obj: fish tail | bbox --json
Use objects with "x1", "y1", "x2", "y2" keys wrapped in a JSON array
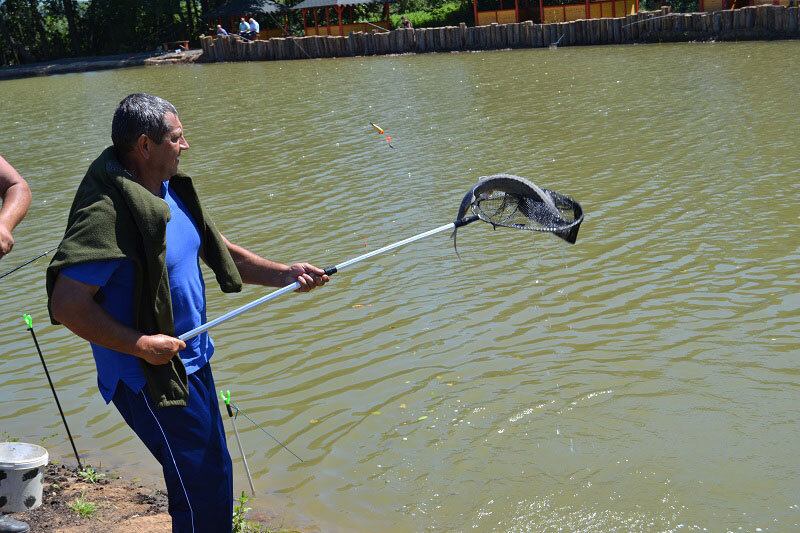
[{"x1": 450, "y1": 228, "x2": 462, "y2": 260}]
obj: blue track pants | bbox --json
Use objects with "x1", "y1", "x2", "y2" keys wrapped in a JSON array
[{"x1": 112, "y1": 363, "x2": 233, "y2": 533}]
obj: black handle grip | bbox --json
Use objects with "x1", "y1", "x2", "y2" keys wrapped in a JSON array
[
  {"x1": 454, "y1": 214, "x2": 479, "y2": 228},
  {"x1": 225, "y1": 403, "x2": 233, "y2": 417},
  {"x1": 324, "y1": 266, "x2": 337, "y2": 276}
]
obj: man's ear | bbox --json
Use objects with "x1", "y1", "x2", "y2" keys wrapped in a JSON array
[{"x1": 134, "y1": 133, "x2": 151, "y2": 160}]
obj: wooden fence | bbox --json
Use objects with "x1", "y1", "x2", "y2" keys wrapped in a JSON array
[{"x1": 199, "y1": 5, "x2": 800, "y2": 62}]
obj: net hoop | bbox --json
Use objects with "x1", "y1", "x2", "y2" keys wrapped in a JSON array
[{"x1": 465, "y1": 174, "x2": 583, "y2": 244}]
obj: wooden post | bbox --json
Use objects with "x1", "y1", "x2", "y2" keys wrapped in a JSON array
[
  {"x1": 474, "y1": 0, "x2": 479, "y2": 27},
  {"x1": 385, "y1": 0, "x2": 390, "y2": 28},
  {"x1": 515, "y1": 0, "x2": 520, "y2": 22},
  {"x1": 336, "y1": 5, "x2": 344, "y2": 37},
  {"x1": 539, "y1": 0, "x2": 544, "y2": 23},
  {"x1": 585, "y1": 0, "x2": 590, "y2": 19},
  {"x1": 325, "y1": 7, "x2": 331, "y2": 34}
]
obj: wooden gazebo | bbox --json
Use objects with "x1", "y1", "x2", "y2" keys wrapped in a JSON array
[
  {"x1": 291, "y1": 0, "x2": 391, "y2": 37},
  {"x1": 205, "y1": 0, "x2": 289, "y2": 39}
]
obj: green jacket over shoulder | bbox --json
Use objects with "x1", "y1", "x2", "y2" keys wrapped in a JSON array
[{"x1": 46, "y1": 146, "x2": 242, "y2": 408}]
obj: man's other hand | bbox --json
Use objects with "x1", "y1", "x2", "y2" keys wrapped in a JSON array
[
  {"x1": 287, "y1": 263, "x2": 329, "y2": 292},
  {"x1": 135, "y1": 334, "x2": 187, "y2": 365},
  {"x1": 0, "y1": 223, "x2": 14, "y2": 258}
]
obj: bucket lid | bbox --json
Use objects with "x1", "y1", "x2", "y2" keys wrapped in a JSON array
[{"x1": 0, "y1": 442, "x2": 49, "y2": 469}]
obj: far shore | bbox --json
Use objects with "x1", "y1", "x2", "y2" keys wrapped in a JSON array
[
  {"x1": 4, "y1": 6, "x2": 799, "y2": 81},
  {"x1": 0, "y1": 49, "x2": 203, "y2": 82}
]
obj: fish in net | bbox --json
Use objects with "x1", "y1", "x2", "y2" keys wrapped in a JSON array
[{"x1": 451, "y1": 173, "x2": 583, "y2": 258}]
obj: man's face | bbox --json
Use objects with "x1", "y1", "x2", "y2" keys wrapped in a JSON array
[{"x1": 149, "y1": 112, "x2": 188, "y2": 180}]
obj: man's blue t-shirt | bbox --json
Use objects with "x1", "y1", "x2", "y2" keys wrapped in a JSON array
[{"x1": 61, "y1": 180, "x2": 214, "y2": 403}]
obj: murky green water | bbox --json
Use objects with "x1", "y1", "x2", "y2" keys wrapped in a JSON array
[{"x1": 2, "y1": 41, "x2": 799, "y2": 531}]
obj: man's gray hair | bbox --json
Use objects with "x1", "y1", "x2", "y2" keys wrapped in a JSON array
[{"x1": 111, "y1": 93, "x2": 178, "y2": 153}]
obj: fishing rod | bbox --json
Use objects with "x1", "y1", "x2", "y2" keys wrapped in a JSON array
[
  {"x1": 257, "y1": 7, "x2": 315, "y2": 61},
  {"x1": 23, "y1": 314, "x2": 83, "y2": 470},
  {"x1": 221, "y1": 391, "x2": 256, "y2": 495},
  {"x1": 621, "y1": 13, "x2": 674, "y2": 28},
  {"x1": 0, "y1": 245, "x2": 58, "y2": 280},
  {"x1": 363, "y1": 20, "x2": 390, "y2": 33},
  {"x1": 549, "y1": 33, "x2": 565, "y2": 48},
  {"x1": 227, "y1": 397, "x2": 304, "y2": 463}
]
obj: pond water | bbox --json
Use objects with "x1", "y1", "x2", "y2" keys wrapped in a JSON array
[{"x1": 1, "y1": 41, "x2": 799, "y2": 531}]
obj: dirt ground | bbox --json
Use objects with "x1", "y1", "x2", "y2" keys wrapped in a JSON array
[
  {"x1": 3, "y1": 462, "x2": 298, "y2": 532},
  {"x1": 3, "y1": 463, "x2": 170, "y2": 532}
]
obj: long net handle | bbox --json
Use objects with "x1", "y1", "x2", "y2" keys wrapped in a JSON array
[{"x1": 179, "y1": 215, "x2": 479, "y2": 341}]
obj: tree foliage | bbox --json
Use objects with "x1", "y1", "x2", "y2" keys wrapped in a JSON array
[{"x1": 0, "y1": 0, "x2": 232, "y2": 65}]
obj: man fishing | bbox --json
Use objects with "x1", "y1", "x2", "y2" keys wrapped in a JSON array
[
  {"x1": 47, "y1": 93, "x2": 328, "y2": 532},
  {"x1": 0, "y1": 155, "x2": 32, "y2": 261}
]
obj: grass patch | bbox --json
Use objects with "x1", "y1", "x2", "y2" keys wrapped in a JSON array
[
  {"x1": 68, "y1": 492, "x2": 97, "y2": 517},
  {"x1": 232, "y1": 491, "x2": 298, "y2": 533}
]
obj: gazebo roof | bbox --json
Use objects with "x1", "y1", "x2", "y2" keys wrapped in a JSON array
[
  {"x1": 205, "y1": 0, "x2": 288, "y2": 17},
  {"x1": 291, "y1": 0, "x2": 390, "y2": 9}
]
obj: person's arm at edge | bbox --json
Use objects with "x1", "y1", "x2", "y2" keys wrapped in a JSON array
[
  {"x1": 51, "y1": 273, "x2": 186, "y2": 365},
  {"x1": 0, "y1": 155, "x2": 33, "y2": 258},
  {"x1": 217, "y1": 234, "x2": 329, "y2": 292}
]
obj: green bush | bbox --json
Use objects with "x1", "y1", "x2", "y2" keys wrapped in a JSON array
[{"x1": 391, "y1": 1, "x2": 472, "y2": 29}]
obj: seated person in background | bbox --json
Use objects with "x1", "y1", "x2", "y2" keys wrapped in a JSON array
[
  {"x1": 400, "y1": 15, "x2": 413, "y2": 29},
  {"x1": 238, "y1": 17, "x2": 251, "y2": 39},
  {"x1": 248, "y1": 17, "x2": 260, "y2": 39},
  {"x1": 215, "y1": 24, "x2": 228, "y2": 36}
]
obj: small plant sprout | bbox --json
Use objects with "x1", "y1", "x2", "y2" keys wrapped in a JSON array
[
  {"x1": 232, "y1": 491, "x2": 253, "y2": 533},
  {"x1": 77, "y1": 465, "x2": 105, "y2": 483},
  {"x1": 68, "y1": 492, "x2": 97, "y2": 517}
]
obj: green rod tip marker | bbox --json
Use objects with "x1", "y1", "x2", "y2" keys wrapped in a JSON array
[
  {"x1": 221, "y1": 390, "x2": 233, "y2": 417},
  {"x1": 23, "y1": 313, "x2": 33, "y2": 329}
]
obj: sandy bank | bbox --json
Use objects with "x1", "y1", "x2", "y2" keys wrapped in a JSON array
[{"x1": 0, "y1": 50, "x2": 203, "y2": 82}]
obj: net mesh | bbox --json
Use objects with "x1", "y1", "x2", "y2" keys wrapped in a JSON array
[{"x1": 468, "y1": 176, "x2": 583, "y2": 243}]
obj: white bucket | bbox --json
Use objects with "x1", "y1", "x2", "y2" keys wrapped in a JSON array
[{"x1": 0, "y1": 442, "x2": 48, "y2": 513}]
